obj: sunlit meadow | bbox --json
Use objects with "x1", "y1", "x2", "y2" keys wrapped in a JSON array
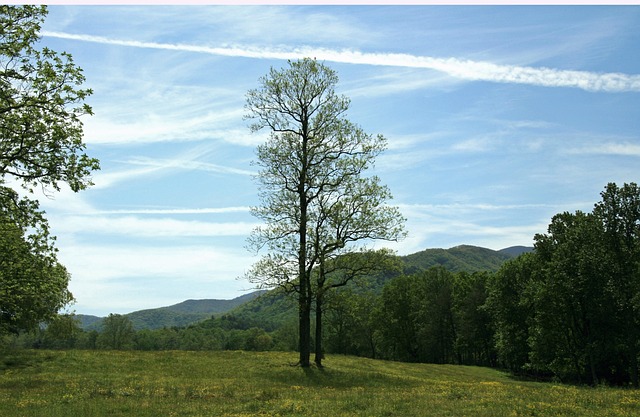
[{"x1": 0, "y1": 350, "x2": 638, "y2": 416}]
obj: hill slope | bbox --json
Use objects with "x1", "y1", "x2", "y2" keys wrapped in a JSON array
[
  {"x1": 209, "y1": 245, "x2": 531, "y2": 332},
  {"x1": 79, "y1": 245, "x2": 531, "y2": 331},
  {"x1": 79, "y1": 291, "x2": 265, "y2": 331},
  {"x1": 402, "y1": 244, "x2": 514, "y2": 274}
]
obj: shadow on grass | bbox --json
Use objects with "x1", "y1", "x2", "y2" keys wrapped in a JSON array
[
  {"x1": 260, "y1": 359, "x2": 418, "y2": 390},
  {"x1": 0, "y1": 348, "x2": 53, "y2": 371}
]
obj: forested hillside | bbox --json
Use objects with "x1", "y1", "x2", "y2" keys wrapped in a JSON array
[
  {"x1": 79, "y1": 291, "x2": 265, "y2": 331},
  {"x1": 76, "y1": 246, "x2": 523, "y2": 332},
  {"x1": 223, "y1": 245, "x2": 528, "y2": 332},
  {"x1": 402, "y1": 245, "x2": 517, "y2": 274}
]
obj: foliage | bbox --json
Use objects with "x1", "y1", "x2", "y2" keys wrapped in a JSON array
[
  {"x1": 487, "y1": 182, "x2": 640, "y2": 386},
  {"x1": 594, "y1": 182, "x2": 640, "y2": 386},
  {"x1": 1, "y1": 5, "x2": 98, "y2": 193},
  {"x1": 1, "y1": 350, "x2": 638, "y2": 417},
  {"x1": 402, "y1": 245, "x2": 513, "y2": 274},
  {"x1": 485, "y1": 253, "x2": 537, "y2": 374},
  {"x1": 324, "y1": 288, "x2": 381, "y2": 358},
  {"x1": 0, "y1": 5, "x2": 98, "y2": 337},
  {"x1": 375, "y1": 267, "x2": 495, "y2": 366},
  {"x1": 0, "y1": 188, "x2": 73, "y2": 335},
  {"x1": 245, "y1": 58, "x2": 404, "y2": 366},
  {"x1": 529, "y1": 211, "x2": 619, "y2": 384},
  {"x1": 97, "y1": 314, "x2": 135, "y2": 350}
]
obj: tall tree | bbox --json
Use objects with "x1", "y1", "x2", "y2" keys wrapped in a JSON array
[
  {"x1": 376, "y1": 274, "x2": 422, "y2": 362},
  {"x1": 0, "y1": 6, "x2": 98, "y2": 335},
  {"x1": 452, "y1": 271, "x2": 495, "y2": 366},
  {"x1": 245, "y1": 58, "x2": 403, "y2": 367},
  {"x1": 593, "y1": 182, "x2": 640, "y2": 386},
  {"x1": 485, "y1": 253, "x2": 537, "y2": 374},
  {"x1": 531, "y1": 211, "x2": 616, "y2": 385}
]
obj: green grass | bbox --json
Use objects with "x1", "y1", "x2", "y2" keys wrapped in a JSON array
[{"x1": 0, "y1": 350, "x2": 639, "y2": 416}]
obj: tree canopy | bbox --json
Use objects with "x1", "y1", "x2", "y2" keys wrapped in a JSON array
[
  {"x1": 245, "y1": 58, "x2": 405, "y2": 367},
  {"x1": 0, "y1": 5, "x2": 98, "y2": 336},
  {"x1": 1, "y1": 5, "x2": 98, "y2": 193}
]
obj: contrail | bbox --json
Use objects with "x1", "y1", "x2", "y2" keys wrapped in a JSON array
[{"x1": 42, "y1": 31, "x2": 640, "y2": 93}]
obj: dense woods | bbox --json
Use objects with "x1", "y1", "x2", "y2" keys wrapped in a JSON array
[{"x1": 8, "y1": 182, "x2": 639, "y2": 386}]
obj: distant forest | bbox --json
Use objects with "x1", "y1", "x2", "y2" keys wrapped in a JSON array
[
  {"x1": 17, "y1": 244, "x2": 518, "y2": 353},
  {"x1": 11, "y1": 182, "x2": 640, "y2": 386}
]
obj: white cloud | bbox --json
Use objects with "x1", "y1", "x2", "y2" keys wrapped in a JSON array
[
  {"x1": 43, "y1": 31, "x2": 640, "y2": 93},
  {"x1": 388, "y1": 201, "x2": 603, "y2": 254},
  {"x1": 568, "y1": 141, "x2": 640, "y2": 156},
  {"x1": 452, "y1": 136, "x2": 497, "y2": 153},
  {"x1": 83, "y1": 107, "x2": 250, "y2": 146},
  {"x1": 91, "y1": 166, "x2": 164, "y2": 190},
  {"x1": 55, "y1": 215, "x2": 258, "y2": 238},
  {"x1": 94, "y1": 207, "x2": 250, "y2": 215},
  {"x1": 124, "y1": 156, "x2": 255, "y2": 177},
  {"x1": 60, "y1": 243, "x2": 259, "y2": 315},
  {"x1": 342, "y1": 69, "x2": 462, "y2": 98}
]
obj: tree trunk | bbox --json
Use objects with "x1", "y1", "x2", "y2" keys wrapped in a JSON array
[
  {"x1": 299, "y1": 290, "x2": 311, "y2": 367},
  {"x1": 630, "y1": 345, "x2": 639, "y2": 387},
  {"x1": 297, "y1": 131, "x2": 311, "y2": 368},
  {"x1": 315, "y1": 289, "x2": 324, "y2": 367}
]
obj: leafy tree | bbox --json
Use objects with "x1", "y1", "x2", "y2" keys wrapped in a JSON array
[
  {"x1": 593, "y1": 182, "x2": 640, "y2": 386},
  {"x1": 485, "y1": 253, "x2": 537, "y2": 374},
  {"x1": 325, "y1": 288, "x2": 381, "y2": 358},
  {"x1": 313, "y1": 248, "x2": 402, "y2": 366},
  {"x1": 486, "y1": 183, "x2": 640, "y2": 385},
  {"x1": 531, "y1": 211, "x2": 617, "y2": 384},
  {"x1": 38, "y1": 314, "x2": 82, "y2": 349},
  {"x1": 0, "y1": 5, "x2": 98, "y2": 336},
  {"x1": 412, "y1": 267, "x2": 457, "y2": 364},
  {"x1": 0, "y1": 189, "x2": 73, "y2": 335},
  {"x1": 452, "y1": 271, "x2": 495, "y2": 366},
  {"x1": 376, "y1": 273, "x2": 423, "y2": 362},
  {"x1": 97, "y1": 314, "x2": 135, "y2": 350},
  {"x1": 244, "y1": 327, "x2": 273, "y2": 351},
  {"x1": 245, "y1": 58, "x2": 403, "y2": 367},
  {"x1": 1, "y1": 5, "x2": 98, "y2": 193}
]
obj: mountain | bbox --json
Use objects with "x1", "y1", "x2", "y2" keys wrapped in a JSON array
[
  {"x1": 160, "y1": 292, "x2": 265, "y2": 315},
  {"x1": 207, "y1": 244, "x2": 533, "y2": 332},
  {"x1": 78, "y1": 291, "x2": 265, "y2": 331},
  {"x1": 76, "y1": 314, "x2": 102, "y2": 329},
  {"x1": 78, "y1": 245, "x2": 533, "y2": 332},
  {"x1": 499, "y1": 245, "x2": 534, "y2": 257},
  {"x1": 402, "y1": 245, "x2": 516, "y2": 274}
]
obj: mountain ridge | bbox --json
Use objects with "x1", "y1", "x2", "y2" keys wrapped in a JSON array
[
  {"x1": 77, "y1": 245, "x2": 532, "y2": 331},
  {"x1": 77, "y1": 291, "x2": 266, "y2": 331}
]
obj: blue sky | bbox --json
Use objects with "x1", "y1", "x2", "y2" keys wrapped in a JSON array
[{"x1": 30, "y1": 5, "x2": 640, "y2": 316}]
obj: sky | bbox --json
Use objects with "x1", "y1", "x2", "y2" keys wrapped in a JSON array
[{"x1": 25, "y1": 5, "x2": 640, "y2": 316}]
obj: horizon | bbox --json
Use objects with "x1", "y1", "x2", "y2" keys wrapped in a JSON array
[
  {"x1": 24, "y1": 5, "x2": 640, "y2": 316},
  {"x1": 77, "y1": 243, "x2": 531, "y2": 317}
]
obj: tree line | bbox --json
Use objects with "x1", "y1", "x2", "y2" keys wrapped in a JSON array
[
  {"x1": 11, "y1": 182, "x2": 640, "y2": 386},
  {"x1": 327, "y1": 182, "x2": 640, "y2": 386}
]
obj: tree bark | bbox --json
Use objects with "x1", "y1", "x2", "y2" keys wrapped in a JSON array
[
  {"x1": 298, "y1": 129, "x2": 311, "y2": 368},
  {"x1": 299, "y1": 290, "x2": 311, "y2": 367},
  {"x1": 315, "y1": 288, "x2": 324, "y2": 367}
]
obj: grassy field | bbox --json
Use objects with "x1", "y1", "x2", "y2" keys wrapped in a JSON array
[{"x1": 0, "y1": 350, "x2": 639, "y2": 416}]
